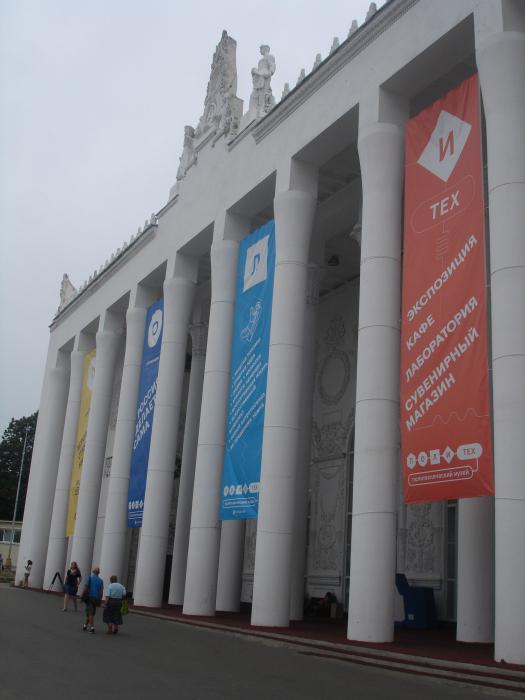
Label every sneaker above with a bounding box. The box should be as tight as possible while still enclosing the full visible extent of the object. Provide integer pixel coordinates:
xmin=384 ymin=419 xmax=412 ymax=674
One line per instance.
xmin=89 ymin=627 xmax=95 ymax=634
xmin=82 ymin=623 xmax=87 ymax=631
xmin=62 ymin=608 xmax=67 ymax=612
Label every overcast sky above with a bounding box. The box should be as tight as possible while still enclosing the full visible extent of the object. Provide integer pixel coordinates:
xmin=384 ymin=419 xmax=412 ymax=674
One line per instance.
xmin=0 ymin=0 xmax=384 ymax=434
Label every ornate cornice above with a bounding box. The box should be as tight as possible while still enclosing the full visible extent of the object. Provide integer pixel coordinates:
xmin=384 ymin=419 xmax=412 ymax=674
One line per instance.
xmin=253 ymin=0 xmax=420 ymax=144
xmin=49 ymin=224 xmax=157 ymax=330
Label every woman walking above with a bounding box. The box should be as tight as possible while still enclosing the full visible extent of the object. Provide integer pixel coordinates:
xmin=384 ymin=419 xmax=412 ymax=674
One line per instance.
xmin=103 ymin=575 xmax=127 ymax=635
xmin=63 ymin=561 xmax=82 ymax=611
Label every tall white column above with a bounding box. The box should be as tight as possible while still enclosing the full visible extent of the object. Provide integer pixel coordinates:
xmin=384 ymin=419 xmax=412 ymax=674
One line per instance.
xmin=44 ymin=350 xmax=85 ymax=588
xmin=98 ymin=306 xmax=148 ymax=582
xmin=133 ymin=272 xmax=196 ymax=607
xmin=290 ymin=265 xmax=319 ymax=620
xmin=71 ymin=329 xmax=121 ymax=575
xmin=184 ymin=239 xmax=240 ymax=616
xmin=347 ymin=121 xmax=404 ymax=642
xmin=168 ymin=323 xmax=207 ymax=605
xmin=477 ymin=26 xmax=525 ymax=665
xmin=457 ymin=497 xmax=494 ymax=642
xmin=251 ymin=189 xmax=317 ymax=627
xmin=215 ymin=520 xmax=246 ymax=611
xmin=17 ymin=364 xmax=69 ymax=587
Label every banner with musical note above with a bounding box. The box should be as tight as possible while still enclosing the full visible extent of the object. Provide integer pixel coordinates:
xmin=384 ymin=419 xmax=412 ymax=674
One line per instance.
xmin=220 ymin=221 xmax=275 ymax=519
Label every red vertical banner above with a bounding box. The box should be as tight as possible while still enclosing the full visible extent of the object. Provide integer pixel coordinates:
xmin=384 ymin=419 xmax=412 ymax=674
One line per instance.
xmin=401 ymin=74 xmax=494 ymax=503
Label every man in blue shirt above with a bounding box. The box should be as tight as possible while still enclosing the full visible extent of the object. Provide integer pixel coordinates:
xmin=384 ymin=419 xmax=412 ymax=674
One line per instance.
xmin=81 ymin=567 xmax=104 ymax=634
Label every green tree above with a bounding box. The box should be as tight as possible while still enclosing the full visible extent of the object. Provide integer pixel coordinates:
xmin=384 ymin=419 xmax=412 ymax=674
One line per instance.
xmin=0 ymin=412 xmax=38 ymax=521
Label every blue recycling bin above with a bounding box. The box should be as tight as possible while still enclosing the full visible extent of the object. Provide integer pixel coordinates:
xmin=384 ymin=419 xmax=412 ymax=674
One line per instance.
xmin=396 ymin=573 xmax=436 ymax=629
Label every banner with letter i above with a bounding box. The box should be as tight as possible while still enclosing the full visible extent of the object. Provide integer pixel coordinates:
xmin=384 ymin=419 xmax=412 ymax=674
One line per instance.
xmin=400 ymin=74 xmax=494 ymax=503
xmin=220 ymin=220 xmax=275 ymax=520
xmin=127 ymin=298 xmax=163 ymax=527
xmin=66 ymin=349 xmax=96 ymax=536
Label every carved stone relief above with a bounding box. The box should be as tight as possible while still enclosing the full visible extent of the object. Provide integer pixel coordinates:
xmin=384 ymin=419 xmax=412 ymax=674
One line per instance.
xmin=310 ymin=462 xmax=346 ymax=573
xmin=190 ymin=322 xmax=208 ymax=358
xmin=241 ymin=518 xmax=257 ymax=602
xmin=312 ymin=410 xmax=354 ymax=462
xmin=306 ymin=282 xmax=359 ymax=601
xmin=126 ymin=528 xmax=140 ymax=590
xmin=103 ymin=456 xmax=112 ymax=480
xmin=405 ymin=502 xmax=444 ymax=583
xmin=243 ymin=518 xmax=257 ymax=573
xmin=317 ymin=314 xmax=354 ymax=406
xmin=167 ymin=478 xmax=180 ymax=553
xmin=195 ymin=30 xmax=239 ymax=141
xmin=109 ymin=351 xmax=124 ymax=430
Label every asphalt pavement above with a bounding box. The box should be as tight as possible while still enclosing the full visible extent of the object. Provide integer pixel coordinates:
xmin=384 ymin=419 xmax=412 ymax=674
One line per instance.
xmin=0 ymin=585 xmax=515 ymax=699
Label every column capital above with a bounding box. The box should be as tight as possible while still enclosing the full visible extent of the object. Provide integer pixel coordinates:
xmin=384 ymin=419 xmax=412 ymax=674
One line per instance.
xmin=358 ymin=121 xmax=404 ymax=264
xmin=125 ymin=306 xmax=148 ymax=339
xmin=126 ymin=304 xmax=148 ymax=322
xmin=163 ymin=273 xmax=196 ymax=296
xmin=48 ymin=365 xmax=68 ymax=382
xmin=162 ymin=275 xmax=197 ymax=344
xmin=476 ymin=27 xmax=525 ymax=56
xmin=68 ymin=350 xmax=86 ymax=386
xmin=273 ymin=188 xmax=317 ymax=208
xmin=358 ymin=120 xmax=403 ymax=145
xmin=273 ymin=189 xmax=317 ymax=265
xmin=70 ymin=348 xmax=86 ymax=363
xmin=357 ymin=121 xmax=404 ymax=182
xmin=210 ymin=238 xmax=240 ymax=302
xmin=477 ymin=29 xmax=525 ymax=194
xmin=95 ymin=327 xmax=121 ymax=346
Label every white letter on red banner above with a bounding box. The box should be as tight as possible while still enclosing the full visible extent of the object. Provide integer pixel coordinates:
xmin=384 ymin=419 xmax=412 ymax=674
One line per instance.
xmin=401 ymin=74 xmax=494 ymax=503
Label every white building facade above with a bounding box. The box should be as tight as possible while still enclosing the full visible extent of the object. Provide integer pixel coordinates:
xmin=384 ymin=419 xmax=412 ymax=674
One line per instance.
xmin=18 ymin=0 xmax=525 ymax=665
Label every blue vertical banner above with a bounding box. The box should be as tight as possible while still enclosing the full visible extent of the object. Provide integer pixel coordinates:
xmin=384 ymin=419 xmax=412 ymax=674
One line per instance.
xmin=220 ymin=220 xmax=275 ymax=520
xmin=127 ymin=298 xmax=163 ymax=527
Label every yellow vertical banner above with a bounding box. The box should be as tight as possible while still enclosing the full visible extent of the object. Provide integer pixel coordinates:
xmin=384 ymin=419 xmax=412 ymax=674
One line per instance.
xmin=66 ymin=349 xmax=96 ymax=536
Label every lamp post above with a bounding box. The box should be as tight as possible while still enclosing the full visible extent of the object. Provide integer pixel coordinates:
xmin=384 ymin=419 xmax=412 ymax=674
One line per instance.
xmin=5 ymin=425 xmax=30 ymax=570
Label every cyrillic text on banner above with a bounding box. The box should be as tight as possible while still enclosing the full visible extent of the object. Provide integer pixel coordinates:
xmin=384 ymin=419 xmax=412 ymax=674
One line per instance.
xmin=127 ymin=298 xmax=163 ymax=527
xmin=401 ymin=74 xmax=494 ymax=503
xmin=220 ymin=220 xmax=275 ymax=519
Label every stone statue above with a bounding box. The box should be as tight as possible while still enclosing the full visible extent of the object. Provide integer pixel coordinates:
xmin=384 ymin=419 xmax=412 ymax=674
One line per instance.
xmin=348 ymin=19 xmax=358 ymax=37
xmin=248 ymin=45 xmax=276 ymax=118
xmin=176 ymin=126 xmax=197 ymax=181
xmin=57 ymin=273 xmax=77 ymax=313
xmin=366 ymin=2 xmax=377 ymax=21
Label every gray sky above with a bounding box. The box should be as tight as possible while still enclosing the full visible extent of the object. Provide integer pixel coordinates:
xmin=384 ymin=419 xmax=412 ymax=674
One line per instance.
xmin=0 ymin=0 xmax=384 ymax=434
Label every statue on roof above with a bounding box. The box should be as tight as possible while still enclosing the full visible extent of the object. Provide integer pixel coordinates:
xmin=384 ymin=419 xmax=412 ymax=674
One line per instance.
xmin=195 ymin=30 xmax=242 ymax=140
xmin=57 ymin=273 xmax=77 ymax=313
xmin=248 ymin=45 xmax=276 ymax=119
xmin=176 ymin=126 xmax=197 ymax=181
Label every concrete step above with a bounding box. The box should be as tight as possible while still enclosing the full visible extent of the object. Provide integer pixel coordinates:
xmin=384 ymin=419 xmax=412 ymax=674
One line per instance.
xmin=131 ymin=608 xmax=525 ymax=695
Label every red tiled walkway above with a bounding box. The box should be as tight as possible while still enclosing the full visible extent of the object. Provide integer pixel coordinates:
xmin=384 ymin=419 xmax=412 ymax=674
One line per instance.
xmin=132 ymin=604 xmax=522 ymax=671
